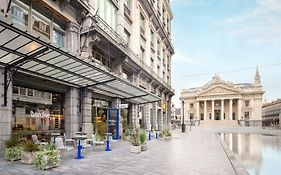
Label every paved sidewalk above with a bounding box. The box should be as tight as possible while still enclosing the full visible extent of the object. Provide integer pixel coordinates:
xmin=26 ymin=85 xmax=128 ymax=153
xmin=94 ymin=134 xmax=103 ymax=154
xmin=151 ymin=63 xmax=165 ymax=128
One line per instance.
xmin=2 ymin=126 xmax=278 ymax=175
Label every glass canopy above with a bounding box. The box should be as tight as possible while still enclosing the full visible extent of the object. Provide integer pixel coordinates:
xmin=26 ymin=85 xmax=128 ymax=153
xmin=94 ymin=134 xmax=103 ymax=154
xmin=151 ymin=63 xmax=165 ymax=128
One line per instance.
xmin=0 ymin=17 xmax=160 ymax=104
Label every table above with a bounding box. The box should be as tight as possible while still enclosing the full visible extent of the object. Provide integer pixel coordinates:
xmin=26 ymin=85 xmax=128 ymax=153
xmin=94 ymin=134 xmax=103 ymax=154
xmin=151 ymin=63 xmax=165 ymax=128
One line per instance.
xmin=51 ymin=133 xmax=61 ymax=144
xmin=72 ymin=136 xmax=87 ymax=159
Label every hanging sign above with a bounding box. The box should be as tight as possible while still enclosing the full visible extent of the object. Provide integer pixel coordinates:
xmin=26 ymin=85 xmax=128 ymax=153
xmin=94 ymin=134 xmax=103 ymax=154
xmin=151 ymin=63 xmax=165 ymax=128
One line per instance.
xmin=117 ymin=104 xmax=128 ymax=108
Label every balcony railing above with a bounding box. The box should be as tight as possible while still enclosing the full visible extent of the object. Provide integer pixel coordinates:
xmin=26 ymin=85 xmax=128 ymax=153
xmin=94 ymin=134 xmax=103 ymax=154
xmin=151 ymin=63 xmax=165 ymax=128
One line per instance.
xmin=94 ymin=15 xmax=174 ymax=93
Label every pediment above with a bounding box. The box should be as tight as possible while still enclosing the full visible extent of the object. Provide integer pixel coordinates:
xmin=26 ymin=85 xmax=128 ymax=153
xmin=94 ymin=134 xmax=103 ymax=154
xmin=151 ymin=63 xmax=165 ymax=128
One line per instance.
xmin=198 ymin=86 xmax=241 ymax=96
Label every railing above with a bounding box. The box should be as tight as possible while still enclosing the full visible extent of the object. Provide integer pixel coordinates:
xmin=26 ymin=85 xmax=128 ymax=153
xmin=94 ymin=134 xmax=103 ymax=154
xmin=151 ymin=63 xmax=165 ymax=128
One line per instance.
xmin=94 ymin=15 xmax=174 ymax=93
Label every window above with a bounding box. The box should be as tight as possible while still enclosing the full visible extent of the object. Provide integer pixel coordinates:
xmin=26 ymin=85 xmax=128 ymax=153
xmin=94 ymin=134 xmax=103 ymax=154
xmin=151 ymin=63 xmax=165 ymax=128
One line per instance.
xmin=151 ymin=57 xmax=154 ymax=68
xmin=11 ymin=2 xmax=28 ymax=29
xmin=140 ymin=13 xmax=145 ymax=36
xmin=27 ymin=89 xmax=33 ymax=97
xmin=140 ymin=46 xmax=145 ymax=59
xmin=97 ymin=0 xmax=117 ymax=30
xmin=20 ymin=87 xmax=26 ymax=96
xmin=13 ymin=86 xmax=19 ymax=94
xmin=190 ymin=103 xmax=193 ymax=109
xmin=157 ymin=40 xmax=161 ymax=56
xmin=124 ymin=29 xmax=131 ymax=47
xmin=53 ymin=28 xmax=65 ymax=47
xmin=150 ymin=30 xmax=155 ymax=48
xmin=157 ymin=65 xmax=160 ymax=75
xmin=124 ymin=0 xmax=131 ymax=17
xmin=245 ymin=101 xmax=250 ymax=107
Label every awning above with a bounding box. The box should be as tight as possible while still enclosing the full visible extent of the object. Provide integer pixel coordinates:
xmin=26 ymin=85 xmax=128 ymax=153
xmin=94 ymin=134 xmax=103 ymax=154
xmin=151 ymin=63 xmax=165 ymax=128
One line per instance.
xmin=0 ymin=16 xmax=160 ymax=105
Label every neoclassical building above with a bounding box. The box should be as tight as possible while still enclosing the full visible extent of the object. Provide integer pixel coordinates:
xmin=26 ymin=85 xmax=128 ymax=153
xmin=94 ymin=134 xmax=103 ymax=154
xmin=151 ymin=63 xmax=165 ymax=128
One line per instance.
xmin=180 ymin=69 xmax=264 ymax=124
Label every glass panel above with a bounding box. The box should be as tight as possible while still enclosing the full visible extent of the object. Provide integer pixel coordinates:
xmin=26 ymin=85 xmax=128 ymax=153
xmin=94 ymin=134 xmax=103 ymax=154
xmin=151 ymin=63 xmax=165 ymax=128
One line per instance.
xmin=53 ymin=28 xmax=64 ymax=47
xmin=34 ymin=90 xmax=39 ymax=97
xmin=17 ymin=41 xmax=41 ymax=54
xmin=11 ymin=2 xmax=28 ymax=29
xmin=19 ymin=87 xmax=26 ymax=96
xmin=27 ymin=89 xmax=33 ymax=97
xmin=13 ymin=86 xmax=19 ymax=94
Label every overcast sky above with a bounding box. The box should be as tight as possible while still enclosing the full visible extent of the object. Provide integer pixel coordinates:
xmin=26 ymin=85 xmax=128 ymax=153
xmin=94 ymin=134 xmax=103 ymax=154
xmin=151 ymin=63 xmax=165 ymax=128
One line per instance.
xmin=171 ymin=0 xmax=281 ymax=108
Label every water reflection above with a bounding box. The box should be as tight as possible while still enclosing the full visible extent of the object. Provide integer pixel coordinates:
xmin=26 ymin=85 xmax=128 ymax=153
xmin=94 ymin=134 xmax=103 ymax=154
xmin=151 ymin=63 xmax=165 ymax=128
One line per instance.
xmin=221 ymin=133 xmax=281 ymax=175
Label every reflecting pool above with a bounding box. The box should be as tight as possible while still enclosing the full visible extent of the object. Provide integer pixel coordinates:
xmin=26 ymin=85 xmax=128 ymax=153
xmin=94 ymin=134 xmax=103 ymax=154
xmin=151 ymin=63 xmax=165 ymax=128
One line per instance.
xmin=221 ymin=133 xmax=281 ymax=175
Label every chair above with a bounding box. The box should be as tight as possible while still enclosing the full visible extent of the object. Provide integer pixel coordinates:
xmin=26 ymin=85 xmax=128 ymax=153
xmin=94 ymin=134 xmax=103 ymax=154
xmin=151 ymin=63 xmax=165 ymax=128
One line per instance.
xmin=55 ymin=137 xmax=74 ymax=159
xmin=32 ymin=135 xmax=48 ymax=146
xmin=63 ymin=133 xmax=76 ymax=147
xmin=80 ymin=139 xmax=92 ymax=152
xmin=86 ymin=134 xmax=105 ymax=146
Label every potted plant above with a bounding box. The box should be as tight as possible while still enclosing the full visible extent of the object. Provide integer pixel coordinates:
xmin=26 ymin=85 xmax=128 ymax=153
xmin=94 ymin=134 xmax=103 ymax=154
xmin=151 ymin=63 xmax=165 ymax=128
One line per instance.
xmin=129 ymin=130 xmax=141 ymax=154
xmin=123 ymin=129 xmax=130 ymax=141
xmin=4 ymin=136 xmax=23 ymax=161
xmin=163 ymin=129 xmax=172 ymax=141
xmin=21 ymin=141 xmax=39 ymax=164
xmin=34 ymin=144 xmax=60 ymax=170
xmin=139 ymin=131 xmax=147 ymax=151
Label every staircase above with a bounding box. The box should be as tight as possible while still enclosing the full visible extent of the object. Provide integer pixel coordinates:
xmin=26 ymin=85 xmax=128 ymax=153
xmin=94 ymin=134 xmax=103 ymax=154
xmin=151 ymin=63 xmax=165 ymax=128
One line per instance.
xmin=200 ymin=120 xmax=239 ymax=127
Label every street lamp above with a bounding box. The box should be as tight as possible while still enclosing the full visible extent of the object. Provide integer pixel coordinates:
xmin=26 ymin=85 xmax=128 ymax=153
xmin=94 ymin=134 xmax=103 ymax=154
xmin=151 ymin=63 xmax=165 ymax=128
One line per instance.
xmin=181 ymin=100 xmax=186 ymax=132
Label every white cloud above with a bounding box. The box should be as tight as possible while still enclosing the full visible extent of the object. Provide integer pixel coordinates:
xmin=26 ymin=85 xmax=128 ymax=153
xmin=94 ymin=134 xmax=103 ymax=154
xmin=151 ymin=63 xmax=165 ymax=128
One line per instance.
xmin=221 ymin=0 xmax=281 ymax=45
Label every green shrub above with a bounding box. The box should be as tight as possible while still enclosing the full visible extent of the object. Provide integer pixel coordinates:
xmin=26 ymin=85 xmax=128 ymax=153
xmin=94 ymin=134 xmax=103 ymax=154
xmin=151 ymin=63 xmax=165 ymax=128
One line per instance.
xmin=22 ymin=141 xmax=39 ymax=152
xmin=5 ymin=137 xmax=19 ymax=148
xmin=5 ymin=146 xmax=23 ymax=161
xmin=139 ymin=132 xmax=146 ymax=144
xmin=34 ymin=145 xmax=60 ymax=170
xmin=130 ymin=129 xmax=140 ymax=146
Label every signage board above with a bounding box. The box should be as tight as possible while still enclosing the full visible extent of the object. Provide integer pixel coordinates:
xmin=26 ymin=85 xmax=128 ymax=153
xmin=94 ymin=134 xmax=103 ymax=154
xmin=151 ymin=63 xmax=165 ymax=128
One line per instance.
xmin=117 ymin=104 xmax=128 ymax=108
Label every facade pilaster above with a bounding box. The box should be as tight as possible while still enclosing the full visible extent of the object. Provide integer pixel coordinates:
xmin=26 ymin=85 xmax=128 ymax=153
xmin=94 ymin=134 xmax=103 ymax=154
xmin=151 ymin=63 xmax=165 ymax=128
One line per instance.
xmin=64 ymin=87 xmax=79 ymax=138
xmin=82 ymin=90 xmax=93 ymax=137
xmin=167 ymin=95 xmax=172 ymax=129
xmin=130 ymin=103 xmax=139 ymax=129
xmin=0 ymin=68 xmax=12 ymax=151
xmin=152 ymin=102 xmax=158 ymax=130
xmin=221 ymin=99 xmax=224 ymax=120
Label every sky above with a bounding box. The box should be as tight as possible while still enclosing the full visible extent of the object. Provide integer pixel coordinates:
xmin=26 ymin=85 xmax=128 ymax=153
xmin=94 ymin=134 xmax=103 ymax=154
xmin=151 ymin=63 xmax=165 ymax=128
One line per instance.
xmin=170 ymin=0 xmax=281 ymax=108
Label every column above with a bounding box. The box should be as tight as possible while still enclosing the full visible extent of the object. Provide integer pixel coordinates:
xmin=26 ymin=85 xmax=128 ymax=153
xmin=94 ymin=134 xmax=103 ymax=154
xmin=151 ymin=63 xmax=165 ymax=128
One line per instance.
xmin=167 ymin=96 xmax=172 ymax=129
xmin=152 ymin=102 xmax=158 ymax=130
xmin=204 ymin=100 xmax=207 ymax=120
xmin=0 ymin=68 xmax=12 ymax=151
xmin=196 ymin=101 xmax=200 ymax=120
xmin=82 ymin=90 xmax=93 ymax=137
xmin=229 ymin=99 xmax=233 ymax=120
xmin=143 ymin=104 xmax=151 ymax=130
xmin=211 ymin=100 xmax=215 ymax=120
xmin=221 ymin=99 xmax=224 ymax=120
xmin=66 ymin=22 xmax=79 ymax=54
xmin=64 ymin=87 xmax=80 ymax=138
xmin=237 ymin=99 xmax=241 ymax=120
xmin=129 ymin=103 xmax=139 ymax=129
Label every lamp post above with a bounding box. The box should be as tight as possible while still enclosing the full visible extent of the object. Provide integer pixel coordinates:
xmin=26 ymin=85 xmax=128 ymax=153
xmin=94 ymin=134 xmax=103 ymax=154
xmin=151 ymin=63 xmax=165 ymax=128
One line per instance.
xmin=181 ymin=100 xmax=186 ymax=132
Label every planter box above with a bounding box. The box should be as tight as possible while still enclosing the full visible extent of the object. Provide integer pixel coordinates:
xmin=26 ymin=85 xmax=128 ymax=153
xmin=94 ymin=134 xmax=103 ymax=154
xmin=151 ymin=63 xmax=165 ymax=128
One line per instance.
xmin=141 ymin=144 xmax=147 ymax=151
xmin=164 ymin=136 xmax=172 ymax=141
xmin=34 ymin=151 xmax=60 ymax=170
xmin=21 ymin=151 xmax=37 ymax=164
xmin=130 ymin=145 xmax=141 ymax=154
xmin=5 ymin=147 xmax=23 ymax=161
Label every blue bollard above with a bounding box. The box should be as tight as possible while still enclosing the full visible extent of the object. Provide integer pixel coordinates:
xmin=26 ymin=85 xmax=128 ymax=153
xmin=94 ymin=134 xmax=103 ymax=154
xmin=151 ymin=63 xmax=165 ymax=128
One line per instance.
xmin=75 ymin=140 xmax=84 ymax=159
xmin=156 ymin=131 xmax=158 ymax=139
xmin=105 ymin=134 xmax=111 ymax=151
xmin=149 ymin=131 xmax=151 ymax=140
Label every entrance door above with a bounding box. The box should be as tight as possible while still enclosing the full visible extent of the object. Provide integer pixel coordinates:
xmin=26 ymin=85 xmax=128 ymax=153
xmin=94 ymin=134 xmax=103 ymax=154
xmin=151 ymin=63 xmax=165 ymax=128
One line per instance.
xmin=214 ymin=110 xmax=220 ymax=120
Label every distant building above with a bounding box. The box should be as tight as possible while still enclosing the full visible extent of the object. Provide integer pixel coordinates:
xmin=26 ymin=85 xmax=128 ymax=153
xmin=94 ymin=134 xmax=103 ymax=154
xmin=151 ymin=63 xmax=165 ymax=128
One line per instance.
xmin=180 ymin=68 xmax=264 ymax=126
xmin=171 ymin=103 xmax=181 ymax=126
xmin=262 ymin=99 xmax=281 ymax=128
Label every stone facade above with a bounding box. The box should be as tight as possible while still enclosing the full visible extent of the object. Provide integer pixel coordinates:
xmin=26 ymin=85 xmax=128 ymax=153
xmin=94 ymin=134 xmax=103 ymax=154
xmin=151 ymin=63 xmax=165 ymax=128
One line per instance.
xmin=180 ymin=69 xmax=264 ymax=125
xmin=262 ymin=99 xmax=281 ymax=128
xmin=0 ymin=0 xmax=174 ymax=148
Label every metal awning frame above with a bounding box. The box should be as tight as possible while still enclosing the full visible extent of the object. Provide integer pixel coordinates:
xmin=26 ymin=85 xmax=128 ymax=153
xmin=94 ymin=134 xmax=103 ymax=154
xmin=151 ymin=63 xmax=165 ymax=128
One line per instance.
xmin=0 ymin=18 xmax=160 ymax=106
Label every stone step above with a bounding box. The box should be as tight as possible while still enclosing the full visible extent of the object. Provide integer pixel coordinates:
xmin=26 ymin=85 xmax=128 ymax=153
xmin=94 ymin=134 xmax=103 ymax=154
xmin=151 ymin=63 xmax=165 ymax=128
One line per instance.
xmin=200 ymin=120 xmax=239 ymax=127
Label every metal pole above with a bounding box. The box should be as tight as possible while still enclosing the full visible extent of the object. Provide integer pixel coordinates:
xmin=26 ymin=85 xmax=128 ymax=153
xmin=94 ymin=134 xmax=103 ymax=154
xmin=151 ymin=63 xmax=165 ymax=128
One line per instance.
xmin=181 ymin=100 xmax=186 ymax=132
